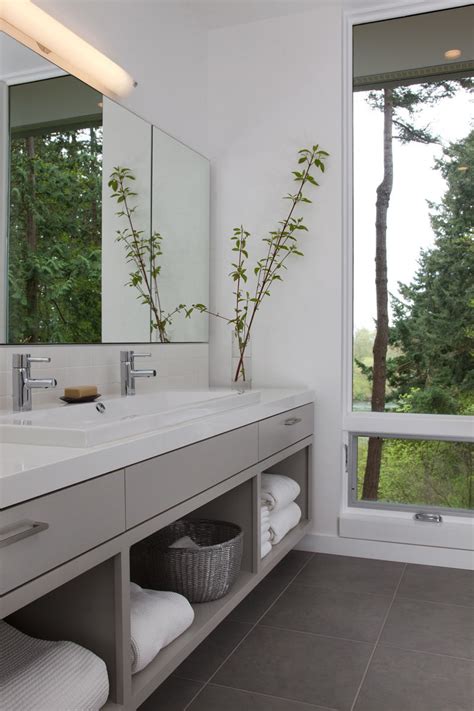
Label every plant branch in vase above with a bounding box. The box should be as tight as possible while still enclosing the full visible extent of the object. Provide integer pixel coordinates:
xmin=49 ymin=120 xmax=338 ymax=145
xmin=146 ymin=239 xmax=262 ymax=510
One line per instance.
xmin=186 ymin=144 xmax=329 ymax=387
xmin=109 ymin=167 xmax=184 ymax=343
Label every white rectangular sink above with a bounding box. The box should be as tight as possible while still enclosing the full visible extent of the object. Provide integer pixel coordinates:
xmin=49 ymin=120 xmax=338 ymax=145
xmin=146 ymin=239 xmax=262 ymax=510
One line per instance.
xmin=0 ymin=389 xmax=260 ymax=448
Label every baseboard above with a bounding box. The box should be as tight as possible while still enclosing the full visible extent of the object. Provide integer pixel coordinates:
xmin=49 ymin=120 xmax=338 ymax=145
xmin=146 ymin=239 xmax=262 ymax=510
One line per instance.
xmin=295 ymin=533 xmax=474 ymax=570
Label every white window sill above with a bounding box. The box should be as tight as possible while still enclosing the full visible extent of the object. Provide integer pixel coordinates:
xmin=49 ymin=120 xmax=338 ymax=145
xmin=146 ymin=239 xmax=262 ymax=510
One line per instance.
xmin=339 ymin=511 xmax=474 ymax=551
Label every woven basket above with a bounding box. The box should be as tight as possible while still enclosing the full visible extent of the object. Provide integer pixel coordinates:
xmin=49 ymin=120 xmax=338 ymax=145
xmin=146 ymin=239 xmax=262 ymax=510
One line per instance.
xmin=145 ymin=519 xmax=243 ymax=603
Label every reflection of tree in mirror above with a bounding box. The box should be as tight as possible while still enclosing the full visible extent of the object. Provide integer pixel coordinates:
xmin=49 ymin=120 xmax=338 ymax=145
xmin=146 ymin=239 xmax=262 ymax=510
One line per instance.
xmin=108 ymin=167 xmax=184 ymax=343
xmin=8 ymin=126 xmax=102 ymax=343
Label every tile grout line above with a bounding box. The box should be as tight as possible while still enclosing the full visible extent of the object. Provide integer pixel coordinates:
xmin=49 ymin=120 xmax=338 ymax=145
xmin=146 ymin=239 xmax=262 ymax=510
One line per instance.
xmin=206 ymin=681 xmax=339 ymax=711
xmin=182 ymin=552 xmax=316 ymax=710
xmin=376 ymin=640 xmax=474 ymax=663
xmin=349 ymin=562 xmax=408 ymax=711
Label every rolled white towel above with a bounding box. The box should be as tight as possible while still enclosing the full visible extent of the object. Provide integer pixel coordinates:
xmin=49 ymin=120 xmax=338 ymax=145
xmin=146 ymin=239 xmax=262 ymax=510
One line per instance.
xmin=261 ymin=529 xmax=271 ymax=544
xmin=261 ymin=504 xmax=271 ymax=520
xmin=130 ymin=582 xmax=194 ymax=674
xmin=0 ymin=620 xmax=109 ymax=711
xmin=261 ymin=473 xmax=300 ymax=513
xmin=261 ymin=540 xmax=272 ymax=558
xmin=269 ymin=502 xmax=302 ymax=545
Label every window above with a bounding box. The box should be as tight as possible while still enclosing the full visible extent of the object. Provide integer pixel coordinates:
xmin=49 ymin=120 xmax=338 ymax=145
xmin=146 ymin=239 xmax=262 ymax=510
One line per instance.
xmin=347 ymin=6 xmax=473 ymax=515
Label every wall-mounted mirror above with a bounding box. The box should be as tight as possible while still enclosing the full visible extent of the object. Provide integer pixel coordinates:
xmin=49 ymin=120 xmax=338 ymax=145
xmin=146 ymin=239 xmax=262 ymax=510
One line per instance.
xmin=0 ymin=31 xmax=209 ymax=344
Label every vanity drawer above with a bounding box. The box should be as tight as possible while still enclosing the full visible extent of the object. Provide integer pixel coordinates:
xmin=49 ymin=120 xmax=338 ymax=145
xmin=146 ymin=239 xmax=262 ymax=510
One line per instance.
xmin=0 ymin=471 xmax=125 ymax=595
xmin=258 ymin=404 xmax=314 ymax=461
xmin=125 ymin=424 xmax=259 ymax=528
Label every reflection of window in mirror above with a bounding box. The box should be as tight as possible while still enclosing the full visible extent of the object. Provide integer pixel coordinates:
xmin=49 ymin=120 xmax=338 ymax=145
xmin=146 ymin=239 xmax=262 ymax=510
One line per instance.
xmin=8 ymin=76 xmax=102 ymax=344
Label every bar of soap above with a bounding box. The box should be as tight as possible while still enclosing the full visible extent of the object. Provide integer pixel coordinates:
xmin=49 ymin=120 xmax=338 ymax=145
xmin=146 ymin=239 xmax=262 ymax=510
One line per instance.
xmin=64 ymin=385 xmax=98 ymax=399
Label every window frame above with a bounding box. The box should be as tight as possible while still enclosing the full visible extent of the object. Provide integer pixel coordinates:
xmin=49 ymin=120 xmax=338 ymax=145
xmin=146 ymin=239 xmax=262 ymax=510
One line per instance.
xmin=342 ymin=1 xmax=474 ymax=526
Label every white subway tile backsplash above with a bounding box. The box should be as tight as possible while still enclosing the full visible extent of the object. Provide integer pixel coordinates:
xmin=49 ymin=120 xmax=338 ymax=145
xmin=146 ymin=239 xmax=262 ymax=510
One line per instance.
xmin=0 ymin=343 xmax=209 ymax=412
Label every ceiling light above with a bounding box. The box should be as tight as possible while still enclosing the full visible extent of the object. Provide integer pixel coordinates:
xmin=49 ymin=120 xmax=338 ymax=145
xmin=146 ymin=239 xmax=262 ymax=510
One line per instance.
xmin=0 ymin=0 xmax=135 ymax=97
xmin=444 ymin=49 xmax=462 ymax=60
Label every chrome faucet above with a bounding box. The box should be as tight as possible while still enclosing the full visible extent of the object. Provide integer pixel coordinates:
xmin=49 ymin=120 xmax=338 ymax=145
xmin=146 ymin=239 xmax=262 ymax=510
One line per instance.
xmin=12 ymin=354 xmax=57 ymax=412
xmin=120 ymin=350 xmax=156 ymax=396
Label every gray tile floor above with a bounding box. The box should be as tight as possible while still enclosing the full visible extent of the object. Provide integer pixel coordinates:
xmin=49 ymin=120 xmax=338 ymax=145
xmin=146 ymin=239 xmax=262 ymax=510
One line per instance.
xmin=139 ymin=551 xmax=474 ymax=711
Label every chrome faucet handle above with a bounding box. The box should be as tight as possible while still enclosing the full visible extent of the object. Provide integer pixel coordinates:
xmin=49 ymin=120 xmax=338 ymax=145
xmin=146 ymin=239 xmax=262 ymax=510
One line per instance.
xmin=28 ymin=356 xmax=51 ymax=364
xmin=132 ymin=352 xmax=151 ymax=358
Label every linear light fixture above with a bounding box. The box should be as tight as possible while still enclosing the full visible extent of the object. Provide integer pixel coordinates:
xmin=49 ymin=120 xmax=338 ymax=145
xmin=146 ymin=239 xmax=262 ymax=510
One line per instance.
xmin=0 ymin=0 xmax=135 ymax=97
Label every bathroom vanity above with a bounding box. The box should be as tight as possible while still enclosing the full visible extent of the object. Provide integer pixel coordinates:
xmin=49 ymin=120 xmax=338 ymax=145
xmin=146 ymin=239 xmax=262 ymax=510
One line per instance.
xmin=0 ymin=389 xmax=314 ymax=710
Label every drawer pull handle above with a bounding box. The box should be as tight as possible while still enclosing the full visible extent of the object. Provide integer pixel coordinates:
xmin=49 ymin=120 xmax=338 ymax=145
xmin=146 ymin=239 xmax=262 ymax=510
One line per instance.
xmin=284 ymin=417 xmax=302 ymax=426
xmin=0 ymin=520 xmax=49 ymax=548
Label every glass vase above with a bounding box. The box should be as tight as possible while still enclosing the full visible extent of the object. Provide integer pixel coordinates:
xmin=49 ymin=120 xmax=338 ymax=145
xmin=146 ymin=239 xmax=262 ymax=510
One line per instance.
xmin=231 ymin=331 xmax=251 ymax=392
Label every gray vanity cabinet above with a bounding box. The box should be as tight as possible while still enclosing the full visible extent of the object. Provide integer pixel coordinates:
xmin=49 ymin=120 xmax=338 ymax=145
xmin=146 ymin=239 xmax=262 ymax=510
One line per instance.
xmin=0 ymin=403 xmax=314 ymax=711
xmin=0 ymin=471 xmax=125 ymax=595
xmin=125 ymin=424 xmax=258 ymax=528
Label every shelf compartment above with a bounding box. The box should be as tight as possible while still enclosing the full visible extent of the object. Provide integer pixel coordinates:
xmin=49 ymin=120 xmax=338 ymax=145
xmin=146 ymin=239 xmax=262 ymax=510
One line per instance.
xmin=131 ymin=570 xmax=254 ymax=707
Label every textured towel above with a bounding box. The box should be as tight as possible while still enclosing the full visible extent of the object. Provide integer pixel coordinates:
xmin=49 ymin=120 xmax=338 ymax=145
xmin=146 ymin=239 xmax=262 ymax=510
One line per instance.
xmin=261 ymin=529 xmax=271 ymax=544
xmin=0 ymin=620 xmax=109 ymax=711
xmin=261 ymin=473 xmax=300 ymax=513
xmin=169 ymin=535 xmax=200 ymax=549
xmin=269 ymin=502 xmax=302 ymax=545
xmin=130 ymin=582 xmax=194 ymax=674
xmin=261 ymin=540 xmax=272 ymax=558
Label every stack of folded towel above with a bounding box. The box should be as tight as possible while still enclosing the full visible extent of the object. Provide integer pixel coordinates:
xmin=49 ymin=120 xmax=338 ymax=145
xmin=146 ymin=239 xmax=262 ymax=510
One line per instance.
xmin=130 ymin=582 xmax=194 ymax=674
xmin=0 ymin=620 xmax=109 ymax=710
xmin=260 ymin=473 xmax=302 ymax=557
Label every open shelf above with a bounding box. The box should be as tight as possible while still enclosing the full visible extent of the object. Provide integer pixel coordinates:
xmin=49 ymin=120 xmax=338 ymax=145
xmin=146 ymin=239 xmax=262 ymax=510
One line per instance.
xmin=131 ymin=570 xmax=254 ymax=707
xmin=260 ymin=519 xmax=311 ymax=574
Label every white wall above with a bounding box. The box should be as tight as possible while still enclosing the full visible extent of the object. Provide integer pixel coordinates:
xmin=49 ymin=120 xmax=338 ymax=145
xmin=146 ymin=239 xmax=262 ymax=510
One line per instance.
xmin=208 ymin=5 xmax=344 ymax=540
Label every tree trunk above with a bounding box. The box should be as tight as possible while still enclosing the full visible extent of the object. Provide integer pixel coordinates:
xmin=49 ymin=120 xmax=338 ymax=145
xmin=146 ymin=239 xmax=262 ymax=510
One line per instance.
xmin=362 ymin=88 xmax=393 ymax=501
xmin=25 ymin=136 xmax=38 ymax=341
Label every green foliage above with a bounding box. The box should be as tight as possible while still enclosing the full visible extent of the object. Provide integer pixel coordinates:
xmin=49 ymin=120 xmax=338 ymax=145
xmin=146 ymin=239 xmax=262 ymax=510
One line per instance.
xmin=8 ymin=127 xmax=102 ymax=343
xmin=388 ymin=130 xmax=474 ymax=416
xmin=186 ymin=145 xmax=329 ymax=382
xmin=357 ymin=437 xmax=473 ymax=510
xmin=109 ymin=167 xmax=184 ymax=343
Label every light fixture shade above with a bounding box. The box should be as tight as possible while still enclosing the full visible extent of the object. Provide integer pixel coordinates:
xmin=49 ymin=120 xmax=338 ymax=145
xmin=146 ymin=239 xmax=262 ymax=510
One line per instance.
xmin=0 ymin=0 xmax=134 ymax=97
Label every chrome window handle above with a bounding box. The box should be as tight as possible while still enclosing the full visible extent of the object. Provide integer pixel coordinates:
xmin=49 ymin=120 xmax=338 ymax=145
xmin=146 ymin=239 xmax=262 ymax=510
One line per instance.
xmin=0 ymin=520 xmax=49 ymax=548
xmin=284 ymin=417 xmax=302 ymax=426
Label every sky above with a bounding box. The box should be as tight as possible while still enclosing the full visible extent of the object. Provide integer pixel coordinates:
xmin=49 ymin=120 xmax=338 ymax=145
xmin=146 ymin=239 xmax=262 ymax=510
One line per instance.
xmin=353 ymin=85 xmax=472 ymax=332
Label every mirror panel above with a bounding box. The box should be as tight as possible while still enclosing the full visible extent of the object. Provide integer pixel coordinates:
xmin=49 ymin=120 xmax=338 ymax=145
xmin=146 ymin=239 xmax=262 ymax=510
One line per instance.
xmin=0 ymin=31 xmax=209 ymax=345
xmin=101 ymin=97 xmax=152 ymax=342
xmin=152 ymin=126 xmax=209 ymax=343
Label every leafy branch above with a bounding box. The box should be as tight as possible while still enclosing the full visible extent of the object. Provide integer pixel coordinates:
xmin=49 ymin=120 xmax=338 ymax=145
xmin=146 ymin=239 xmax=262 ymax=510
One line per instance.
xmin=186 ymin=144 xmax=329 ymax=383
xmin=109 ymin=167 xmax=183 ymax=343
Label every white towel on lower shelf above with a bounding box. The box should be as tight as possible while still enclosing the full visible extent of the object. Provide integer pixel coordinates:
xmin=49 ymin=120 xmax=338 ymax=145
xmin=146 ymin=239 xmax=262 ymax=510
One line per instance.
xmin=0 ymin=620 xmax=109 ymax=711
xmin=261 ymin=540 xmax=272 ymax=558
xmin=269 ymin=502 xmax=302 ymax=545
xmin=261 ymin=529 xmax=271 ymax=544
xmin=261 ymin=473 xmax=300 ymax=513
xmin=130 ymin=582 xmax=194 ymax=674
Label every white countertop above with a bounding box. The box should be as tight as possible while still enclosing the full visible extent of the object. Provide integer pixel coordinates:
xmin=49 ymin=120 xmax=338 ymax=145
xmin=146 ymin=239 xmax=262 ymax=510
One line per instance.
xmin=0 ymin=388 xmax=314 ymax=508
